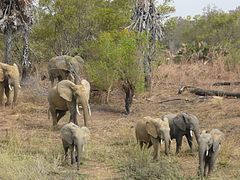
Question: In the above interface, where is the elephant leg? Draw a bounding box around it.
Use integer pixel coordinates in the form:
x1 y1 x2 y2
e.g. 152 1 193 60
204 156 210 177
49 76 55 87
204 161 209 177
5 85 11 106
56 110 66 122
70 146 75 165
62 140 69 162
147 141 153 149
185 134 193 152
50 108 58 126
176 136 183 154
208 151 219 176
151 137 159 160
139 141 144 150
0 82 4 105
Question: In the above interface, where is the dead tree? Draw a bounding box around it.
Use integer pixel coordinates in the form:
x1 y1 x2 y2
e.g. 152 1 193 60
0 0 34 80
129 0 165 91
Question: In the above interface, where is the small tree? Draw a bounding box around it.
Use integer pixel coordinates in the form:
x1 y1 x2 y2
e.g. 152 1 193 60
86 30 144 114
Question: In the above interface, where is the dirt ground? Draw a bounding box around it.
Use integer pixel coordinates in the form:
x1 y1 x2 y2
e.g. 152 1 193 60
0 61 240 179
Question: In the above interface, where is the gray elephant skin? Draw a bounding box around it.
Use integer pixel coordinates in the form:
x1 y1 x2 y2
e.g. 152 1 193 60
198 129 224 179
163 112 200 154
135 116 171 160
48 55 84 86
48 80 91 127
60 122 90 170
0 62 21 107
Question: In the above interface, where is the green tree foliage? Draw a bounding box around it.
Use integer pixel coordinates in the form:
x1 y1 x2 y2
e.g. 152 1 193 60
86 30 144 93
31 0 134 61
165 7 240 64
164 6 240 63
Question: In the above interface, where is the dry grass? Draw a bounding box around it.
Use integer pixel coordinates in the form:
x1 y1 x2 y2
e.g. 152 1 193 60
0 60 240 179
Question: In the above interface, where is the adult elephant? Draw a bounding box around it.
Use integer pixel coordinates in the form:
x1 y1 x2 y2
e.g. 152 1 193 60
48 55 85 87
135 116 171 160
0 62 21 107
163 112 200 154
48 80 91 127
198 129 224 179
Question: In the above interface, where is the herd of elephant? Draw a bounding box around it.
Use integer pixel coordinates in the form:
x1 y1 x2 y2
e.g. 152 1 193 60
0 56 91 171
0 56 224 179
135 113 225 179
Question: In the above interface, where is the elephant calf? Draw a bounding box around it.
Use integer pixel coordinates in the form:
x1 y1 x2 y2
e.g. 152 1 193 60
198 129 225 179
135 116 171 160
60 122 90 170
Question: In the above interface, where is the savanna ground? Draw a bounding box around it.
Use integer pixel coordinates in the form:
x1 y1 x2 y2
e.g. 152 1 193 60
0 61 240 179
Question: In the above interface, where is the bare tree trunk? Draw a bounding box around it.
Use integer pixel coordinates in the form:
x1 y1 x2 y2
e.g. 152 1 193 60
122 80 135 114
22 25 31 81
4 26 13 64
143 54 152 91
106 84 112 104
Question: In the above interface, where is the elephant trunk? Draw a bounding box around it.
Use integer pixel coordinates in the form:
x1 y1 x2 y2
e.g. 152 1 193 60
76 143 83 171
163 130 170 155
12 80 20 106
79 99 89 127
199 144 207 179
194 128 200 145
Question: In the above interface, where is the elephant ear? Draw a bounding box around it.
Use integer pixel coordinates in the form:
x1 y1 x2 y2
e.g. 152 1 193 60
146 120 158 138
80 127 91 144
0 66 4 82
57 80 76 102
173 113 187 131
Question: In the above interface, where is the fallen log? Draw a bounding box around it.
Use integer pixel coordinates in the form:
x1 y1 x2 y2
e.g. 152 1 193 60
158 98 192 104
212 81 240 86
178 86 240 98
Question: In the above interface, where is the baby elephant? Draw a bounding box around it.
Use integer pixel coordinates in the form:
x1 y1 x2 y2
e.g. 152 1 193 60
60 122 90 170
198 129 225 179
135 116 171 160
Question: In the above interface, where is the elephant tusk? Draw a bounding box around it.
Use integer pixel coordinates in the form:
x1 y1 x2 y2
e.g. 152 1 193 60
190 130 193 137
18 85 21 88
76 104 81 116
8 85 13 91
206 150 208 156
88 104 91 116
160 139 164 144
169 139 172 143
70 73 75 80
82 145 85 151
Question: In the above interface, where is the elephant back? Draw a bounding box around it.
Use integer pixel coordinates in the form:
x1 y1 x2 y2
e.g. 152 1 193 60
60 122 80 144
48 56 69 71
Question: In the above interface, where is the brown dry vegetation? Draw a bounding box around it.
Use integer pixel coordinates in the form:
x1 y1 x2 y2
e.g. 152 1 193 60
0 60 240 179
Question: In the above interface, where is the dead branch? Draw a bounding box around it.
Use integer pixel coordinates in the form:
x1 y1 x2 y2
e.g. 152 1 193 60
178 86 240 98
158 98 193 104
212 82 240 86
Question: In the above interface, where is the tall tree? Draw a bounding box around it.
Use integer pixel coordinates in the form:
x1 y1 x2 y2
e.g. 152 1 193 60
129 0 174 90
0 0 34 80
